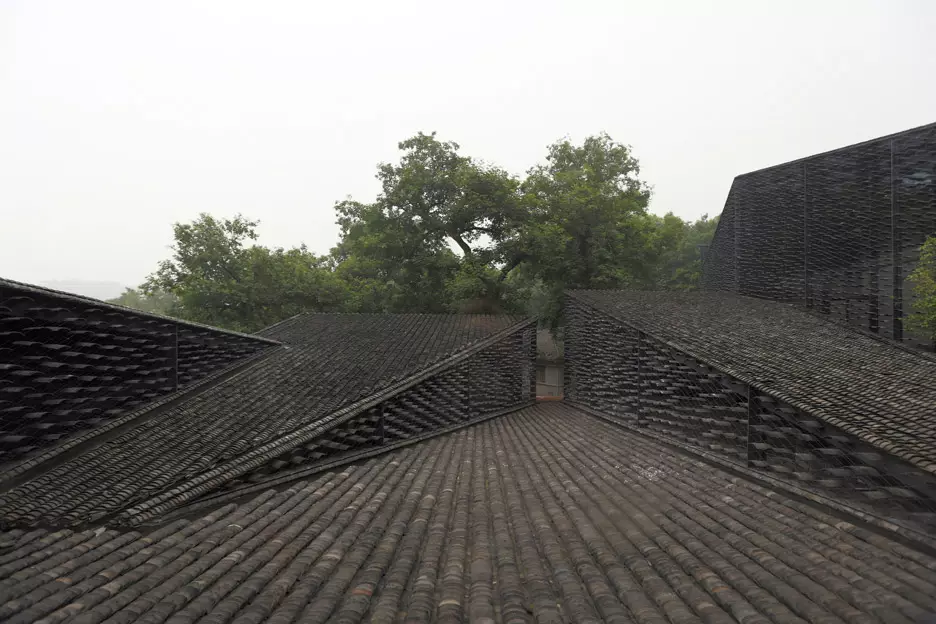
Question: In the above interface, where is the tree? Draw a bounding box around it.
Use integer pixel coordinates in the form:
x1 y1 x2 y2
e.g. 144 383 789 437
332 132 525 313
518 133 654 327
907 235 936 342
332 131 705 328
331 201 462 313
141 134 715 332
649 213 719 290
143 214 347 332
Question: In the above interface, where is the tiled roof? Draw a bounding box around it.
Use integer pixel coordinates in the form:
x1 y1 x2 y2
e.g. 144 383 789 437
0 276 275 342
2 403 935 624
569 290 936 476
0 278 278 467
0 314 527 528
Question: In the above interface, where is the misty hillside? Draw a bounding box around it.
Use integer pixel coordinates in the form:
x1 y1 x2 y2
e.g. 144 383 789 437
38 280 127 301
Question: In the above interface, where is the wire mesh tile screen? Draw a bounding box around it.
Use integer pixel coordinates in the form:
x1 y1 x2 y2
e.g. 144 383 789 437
0 282 275 464
701 187 739 293
805 141 893 335
639 332 748 462
233 329 536 489
737 162 805 302
563 298 638 424
703 123 936 348
565 298 936 536
895 125 936 348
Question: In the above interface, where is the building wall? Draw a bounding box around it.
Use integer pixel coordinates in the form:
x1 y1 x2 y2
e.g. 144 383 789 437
0 279 278 465
564 297 936 535
702 123 936 348
233 326 537 489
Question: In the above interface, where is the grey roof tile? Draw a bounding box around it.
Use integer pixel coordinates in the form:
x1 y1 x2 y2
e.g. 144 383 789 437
0 278 278 471
0 314 525 527
2 403 935 623
569 289 936 476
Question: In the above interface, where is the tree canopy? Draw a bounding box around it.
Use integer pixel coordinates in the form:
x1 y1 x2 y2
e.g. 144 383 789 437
128 132 717 332
141 214 346 332
332 133 525 314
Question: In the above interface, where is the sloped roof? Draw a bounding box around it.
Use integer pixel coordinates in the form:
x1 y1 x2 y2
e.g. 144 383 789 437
569 289 936 475
0 276 276 343
0 278 279 468
0 313 528 527
2 403 935 624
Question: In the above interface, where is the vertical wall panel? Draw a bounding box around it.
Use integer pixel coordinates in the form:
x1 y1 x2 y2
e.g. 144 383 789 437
702 123 936 349
894 125 936 349
0 281 276 464
565 297 936 535
736 163 805 302
805 140 893 336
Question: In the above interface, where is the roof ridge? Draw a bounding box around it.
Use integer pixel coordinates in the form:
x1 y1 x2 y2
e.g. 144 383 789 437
114 316 537 524
145 401 534 527
569 288 936 365
732 120 936 180
0 276 281 345
255 312 304 336
0 345 283 494
569 290 936 476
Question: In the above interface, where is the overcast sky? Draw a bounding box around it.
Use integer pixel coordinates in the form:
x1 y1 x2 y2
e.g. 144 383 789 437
2 0 935 296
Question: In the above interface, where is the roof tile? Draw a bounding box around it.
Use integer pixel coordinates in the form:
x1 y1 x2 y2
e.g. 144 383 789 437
569 289 936 476
3 403 935 623
0 314 524 527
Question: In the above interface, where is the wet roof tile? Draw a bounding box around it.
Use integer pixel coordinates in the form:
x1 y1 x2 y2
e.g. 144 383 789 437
2 403 934 624
570 289 936 476
0 314 524 527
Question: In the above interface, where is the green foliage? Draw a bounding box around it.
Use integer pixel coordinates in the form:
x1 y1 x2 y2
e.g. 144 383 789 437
331 200 461 313
329 131 719 330
375 133 523 260
906 236 936 341
332 132 523 314
445 259 507 314
138 132 720 334
516 133 655 328
649 213 720 290
107 288 179 316
143 214 347 332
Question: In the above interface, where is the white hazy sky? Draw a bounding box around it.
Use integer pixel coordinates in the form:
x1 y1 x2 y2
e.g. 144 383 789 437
2 0 935 294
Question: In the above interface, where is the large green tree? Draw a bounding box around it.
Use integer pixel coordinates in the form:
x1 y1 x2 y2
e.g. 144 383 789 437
331 131 717 326
514 133 655 326
143 214 347 331
330 204 461 314
332 133 525 313
139 133 719 332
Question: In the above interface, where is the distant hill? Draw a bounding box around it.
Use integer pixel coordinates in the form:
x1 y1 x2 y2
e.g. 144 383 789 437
38 280 127 301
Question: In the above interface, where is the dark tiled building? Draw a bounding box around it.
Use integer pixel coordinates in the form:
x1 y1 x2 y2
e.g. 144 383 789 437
4 403 936 624
4 123 936 623
0 280 536 528
700 122 936 350
562 124 936 560
565 290 936 544
0 277 279 467
3 281 936 623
